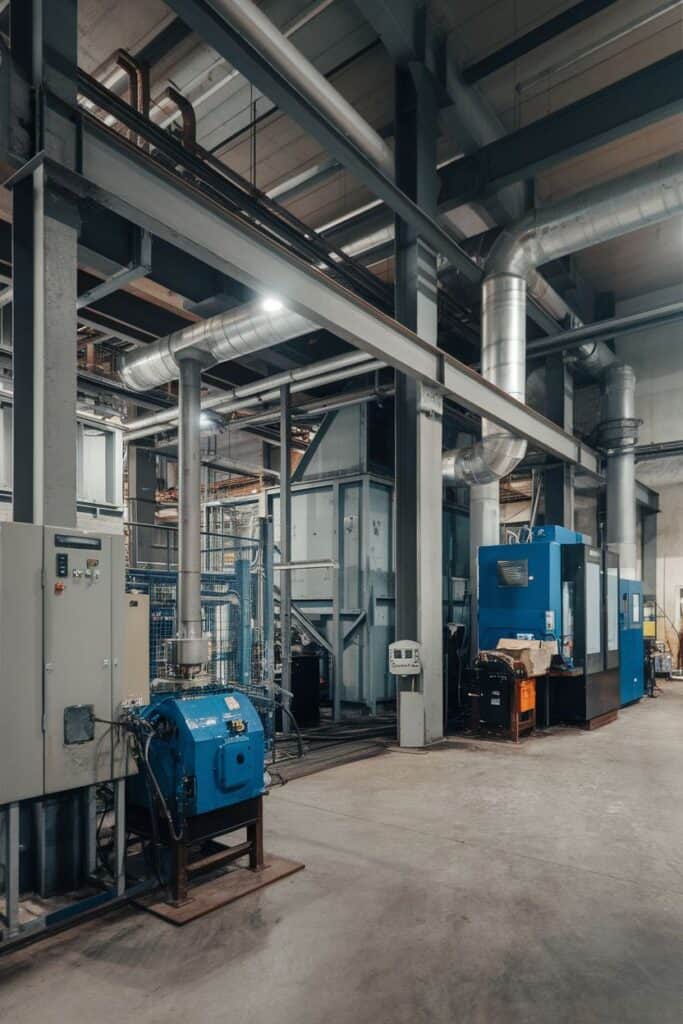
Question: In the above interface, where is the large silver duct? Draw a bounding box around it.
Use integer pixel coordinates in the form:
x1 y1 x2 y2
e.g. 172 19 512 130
444 153 683 490
599 364 639 579
120 301 316 391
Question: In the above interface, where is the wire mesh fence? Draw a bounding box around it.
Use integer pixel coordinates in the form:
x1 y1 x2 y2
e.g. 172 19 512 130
126 520 269 689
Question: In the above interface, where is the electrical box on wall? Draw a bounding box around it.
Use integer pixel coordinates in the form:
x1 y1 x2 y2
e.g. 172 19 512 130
0 522 128 804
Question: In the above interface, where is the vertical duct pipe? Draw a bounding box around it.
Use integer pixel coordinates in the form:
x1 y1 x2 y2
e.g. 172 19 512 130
600 364 639 578
177 356 208 672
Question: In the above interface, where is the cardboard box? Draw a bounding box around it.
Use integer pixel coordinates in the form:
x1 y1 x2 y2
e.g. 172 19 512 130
494 638 558 678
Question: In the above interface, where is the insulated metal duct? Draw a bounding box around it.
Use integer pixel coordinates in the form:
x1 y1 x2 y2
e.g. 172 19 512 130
599 364 639 579
120 301 316 391
444 153 683 491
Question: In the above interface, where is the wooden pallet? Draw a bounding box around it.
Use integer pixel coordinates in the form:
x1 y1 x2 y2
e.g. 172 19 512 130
135 855 304 925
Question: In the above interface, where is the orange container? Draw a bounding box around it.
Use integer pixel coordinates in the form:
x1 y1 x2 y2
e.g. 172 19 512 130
518 679 536 713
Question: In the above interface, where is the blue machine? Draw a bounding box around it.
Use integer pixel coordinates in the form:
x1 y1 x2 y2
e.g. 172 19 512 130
619 579 644 705
128 690 265 820
478 526 585 652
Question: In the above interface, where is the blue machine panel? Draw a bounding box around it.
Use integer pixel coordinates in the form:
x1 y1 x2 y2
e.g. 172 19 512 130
478 541 563 650
128 690 265 819
619 579 644 705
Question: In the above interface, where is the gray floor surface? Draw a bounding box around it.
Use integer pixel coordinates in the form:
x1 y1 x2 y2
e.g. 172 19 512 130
2 681 683 1024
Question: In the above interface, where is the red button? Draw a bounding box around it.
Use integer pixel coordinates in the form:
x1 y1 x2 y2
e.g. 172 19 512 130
55 582 65 593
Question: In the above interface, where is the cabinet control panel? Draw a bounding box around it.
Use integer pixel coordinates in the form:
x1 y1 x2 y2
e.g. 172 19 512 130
389 640 422 676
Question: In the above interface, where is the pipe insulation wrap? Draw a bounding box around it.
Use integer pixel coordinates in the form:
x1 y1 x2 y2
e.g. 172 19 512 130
120 302 316 391
443 274 527 485
488 153 683 280
444 154 683 489
177 357 208 667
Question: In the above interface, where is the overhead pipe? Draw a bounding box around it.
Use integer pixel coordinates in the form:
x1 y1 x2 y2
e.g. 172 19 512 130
123 350 376 439
120 300 316 391
444 154 683 483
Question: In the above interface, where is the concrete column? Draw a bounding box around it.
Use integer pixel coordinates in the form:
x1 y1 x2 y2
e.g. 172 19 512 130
394 61 443 745
11 0 79 527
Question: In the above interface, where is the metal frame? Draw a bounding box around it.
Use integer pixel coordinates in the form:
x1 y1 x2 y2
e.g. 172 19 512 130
461 0 619 84
439 52 683 211
38 120 600 475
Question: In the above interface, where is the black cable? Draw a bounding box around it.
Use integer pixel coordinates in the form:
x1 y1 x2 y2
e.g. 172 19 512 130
277 704 305 758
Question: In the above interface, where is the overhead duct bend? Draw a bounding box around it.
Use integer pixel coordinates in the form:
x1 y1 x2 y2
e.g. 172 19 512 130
120 299 317 674
120 300 316 391
443 153 683 488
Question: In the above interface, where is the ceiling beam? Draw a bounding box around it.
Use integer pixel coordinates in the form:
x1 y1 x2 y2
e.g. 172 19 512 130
461 0 619 85
440 51 683 210
163 0 481 283
48 118 599 475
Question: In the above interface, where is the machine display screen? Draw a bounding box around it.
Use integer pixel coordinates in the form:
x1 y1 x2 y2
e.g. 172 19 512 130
497 559 529 587
586 561 601 655
54 534 102 551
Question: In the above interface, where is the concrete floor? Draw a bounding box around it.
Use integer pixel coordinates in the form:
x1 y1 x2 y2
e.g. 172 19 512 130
3 683 683 1024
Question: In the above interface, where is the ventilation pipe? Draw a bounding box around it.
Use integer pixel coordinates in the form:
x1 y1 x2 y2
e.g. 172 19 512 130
120 299 319 676
444 153 683 505
120 300 316 391
599 364 639 578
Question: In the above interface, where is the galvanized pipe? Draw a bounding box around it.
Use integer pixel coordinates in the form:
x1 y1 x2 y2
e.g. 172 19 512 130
445 153 683 489
600 364 639 579
120 301 316 392
123 350 376 439
443 274 527 485
176 356 208 670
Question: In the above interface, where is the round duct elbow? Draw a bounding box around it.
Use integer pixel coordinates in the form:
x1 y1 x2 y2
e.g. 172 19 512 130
442 433 527 486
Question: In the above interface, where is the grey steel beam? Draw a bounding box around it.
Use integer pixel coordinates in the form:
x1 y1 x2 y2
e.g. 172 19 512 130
10 0 79 527
461 0 619 84
58 121 598 474
528 301 683 358
439 52 683 211
394 59 443 744
163 0 480 282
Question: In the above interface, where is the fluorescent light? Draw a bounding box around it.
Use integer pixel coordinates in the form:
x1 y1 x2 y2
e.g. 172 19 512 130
262 296 284 313
200 413 212 427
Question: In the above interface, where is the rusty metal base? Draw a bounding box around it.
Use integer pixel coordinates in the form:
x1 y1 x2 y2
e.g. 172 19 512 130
136 855 304 925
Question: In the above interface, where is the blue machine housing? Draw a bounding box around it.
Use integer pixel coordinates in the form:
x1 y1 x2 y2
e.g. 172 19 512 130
479 540 562 650
128 690 265 819
619 579 644 705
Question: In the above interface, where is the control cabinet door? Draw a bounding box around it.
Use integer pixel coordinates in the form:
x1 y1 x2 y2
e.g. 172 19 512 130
43 528 113 793
0 522 44 803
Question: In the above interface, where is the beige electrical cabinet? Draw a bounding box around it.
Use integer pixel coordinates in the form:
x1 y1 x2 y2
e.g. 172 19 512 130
0 523 130 803
0 523 44 804
122 592 150 706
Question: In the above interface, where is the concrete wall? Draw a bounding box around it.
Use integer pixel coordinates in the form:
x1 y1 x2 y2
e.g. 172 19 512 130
616 284 683 649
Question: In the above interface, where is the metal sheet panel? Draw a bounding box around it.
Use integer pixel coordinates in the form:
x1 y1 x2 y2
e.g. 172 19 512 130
0 522 44 804
43 527 115 793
